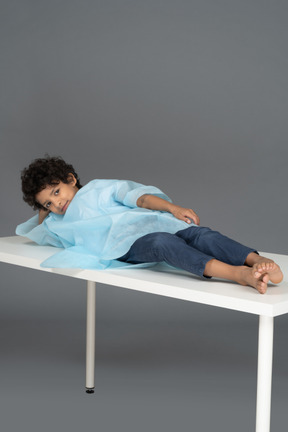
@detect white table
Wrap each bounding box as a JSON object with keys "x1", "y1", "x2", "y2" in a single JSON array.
[{"x1": 0, "y1": 236, "x2": 287, "y2": 432}]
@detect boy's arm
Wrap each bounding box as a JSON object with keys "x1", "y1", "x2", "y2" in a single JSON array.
[
  {"x1": 38, "y1": 209, "x2": 50, "y2": 224},
  {"x1": 136, "y1": 194, "x2": 200, "y2": 225}
]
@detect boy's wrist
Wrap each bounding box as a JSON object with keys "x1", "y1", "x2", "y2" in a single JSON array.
[{"x1": 166, "y1": 201, "x2": 176, "y2": 213}]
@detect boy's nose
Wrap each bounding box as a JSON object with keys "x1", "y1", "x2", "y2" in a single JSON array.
[{"x1": 52, "y1": 198, "x2": 62, "y2": 208}]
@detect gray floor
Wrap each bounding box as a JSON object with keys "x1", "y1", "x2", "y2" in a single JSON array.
[{"x1": 1, "y1": 264, "x2": 288, "y2": 432}]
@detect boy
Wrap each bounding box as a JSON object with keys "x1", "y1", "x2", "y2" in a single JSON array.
[{"x1": 17, "y1": 156, "x2": 283, "y2": 294}]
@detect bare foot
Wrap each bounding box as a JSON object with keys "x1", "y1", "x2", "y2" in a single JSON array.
[
  {"x1": 203, "y1": 257, "x2": 283, "y2": 295},
  {"x1": 253, "y1": 261, "x2": 283, "y2": 284},
  {"x1": 238, "y1": 266, "x2": 270, "y2": 294}
]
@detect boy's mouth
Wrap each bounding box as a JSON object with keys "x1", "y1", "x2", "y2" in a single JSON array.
[{"x1": 61, "y1": 201, "x2": 69, "y2": 213}]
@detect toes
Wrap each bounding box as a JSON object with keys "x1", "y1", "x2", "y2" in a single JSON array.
[
  {"x1": 257, "y1": 280, "x2": 268, "y2": 294},
  {"x1": 254, "y1": 262, "x2": 275, "y2": 275},
  {"x1": 254, "y1": 264, "x2": 264, "y2": 274},
  {"x1": 253, "y1": 265, "x2": 270, "y2": 294},
  {"x1": 254, "y1": 262, "x2": 283, "y2": 285},
  {"x1": 253, "y1": 265, "x2": 266, "y2": 278}
]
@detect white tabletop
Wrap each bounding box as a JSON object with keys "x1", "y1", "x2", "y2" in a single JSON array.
[{"x1": 0, "y1": 236, "x2": 288, "y2": 317}]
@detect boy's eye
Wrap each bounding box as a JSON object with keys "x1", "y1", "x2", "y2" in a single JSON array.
[
  {"x1": 46, "y1": 202, "x2": 51, "y2": 209},
  {"x1": 55, "y1": 189, "x2": 60, "y2": 195}
]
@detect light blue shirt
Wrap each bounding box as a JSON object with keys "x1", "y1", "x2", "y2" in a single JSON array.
[{"x1": 16, "y1": 179, "x2": 193, "y2": 269}]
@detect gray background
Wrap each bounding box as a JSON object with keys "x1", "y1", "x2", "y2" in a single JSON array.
[{"x1": 0, "y1": 1, "x2": 287, "y2": 431}]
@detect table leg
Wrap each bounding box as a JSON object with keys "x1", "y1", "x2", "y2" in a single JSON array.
[
  {"x1": 255, "y1": 315, "x2": 274, "y2": 432},
  {"x1": 86, "y1": 280, "x2": 96, "y2": 393}
]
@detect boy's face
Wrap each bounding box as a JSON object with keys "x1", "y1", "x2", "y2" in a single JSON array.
[{"x1": 35, "y1": 174, "x2": 78, "y2": 215}]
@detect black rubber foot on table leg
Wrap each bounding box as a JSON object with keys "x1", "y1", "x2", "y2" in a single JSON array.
[{"x1": 86, "y1": 388, "x2": 95, "y2": 394}]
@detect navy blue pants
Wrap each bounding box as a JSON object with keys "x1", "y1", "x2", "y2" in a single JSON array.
[{"x1": 118, "y1": 226, "x2": 256, "y2": 277}]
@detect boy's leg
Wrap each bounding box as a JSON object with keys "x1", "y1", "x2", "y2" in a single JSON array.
[
  {"x1": 176, "y1": 226, "x2": 256, "y2": 266},
  {"x1": 176, "y1": 226, "x2": 283, "y2": 285},
  {"x1": 118, "y1": 232, "x2": 214, "y2": 277},
  {"x1": 118, "y1": 232, "x2": 283, "y2": 293}
]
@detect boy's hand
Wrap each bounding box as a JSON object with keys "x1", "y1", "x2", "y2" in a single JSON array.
[
  {"x1": 170, "y1": 205, "x2": 200, "y2": 225},
  {"x1": 38, "y1": 208, "x2": 50, "y2": 224}
]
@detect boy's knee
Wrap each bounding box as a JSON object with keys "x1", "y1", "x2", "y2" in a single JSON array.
[{"x1": 147, "y1": 233, "x2": 174, "y2": 258}]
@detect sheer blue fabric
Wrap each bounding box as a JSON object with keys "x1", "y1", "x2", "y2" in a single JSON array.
[{"x1": 16, "y1": 179, "x2": 192, "y2": 269}]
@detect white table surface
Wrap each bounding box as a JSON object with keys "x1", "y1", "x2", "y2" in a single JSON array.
[
  {"x1": 1, "y1": 235, "x2": 286, "y2": 431},
  {"x1": 1, "y1": 236, "x2": 287, "y2": 317}
]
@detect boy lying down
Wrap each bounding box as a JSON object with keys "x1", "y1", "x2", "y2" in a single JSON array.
[{"x1": 16, "y1": 156, "x2": 283, "y2": 294}]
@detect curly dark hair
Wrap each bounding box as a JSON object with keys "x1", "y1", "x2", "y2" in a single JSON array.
[{"x1": 21, "y1": 156, "x2": 82, "y2": 210}]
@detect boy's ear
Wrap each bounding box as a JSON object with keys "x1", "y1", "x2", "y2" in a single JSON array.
[{"x1": 67, "y1": 173, "x2": 77, "y2": 185}]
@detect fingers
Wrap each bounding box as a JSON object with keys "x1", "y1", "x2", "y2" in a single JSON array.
[
  {"x1": 191, "y1": 212, "x2": 200, "y2": 225},
  {"x1": 185, "y1": 209, "x2": 200, "y2": 225},
  {"x1": 173, "y1": 207, "x2": 200, "y2": 225}
]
